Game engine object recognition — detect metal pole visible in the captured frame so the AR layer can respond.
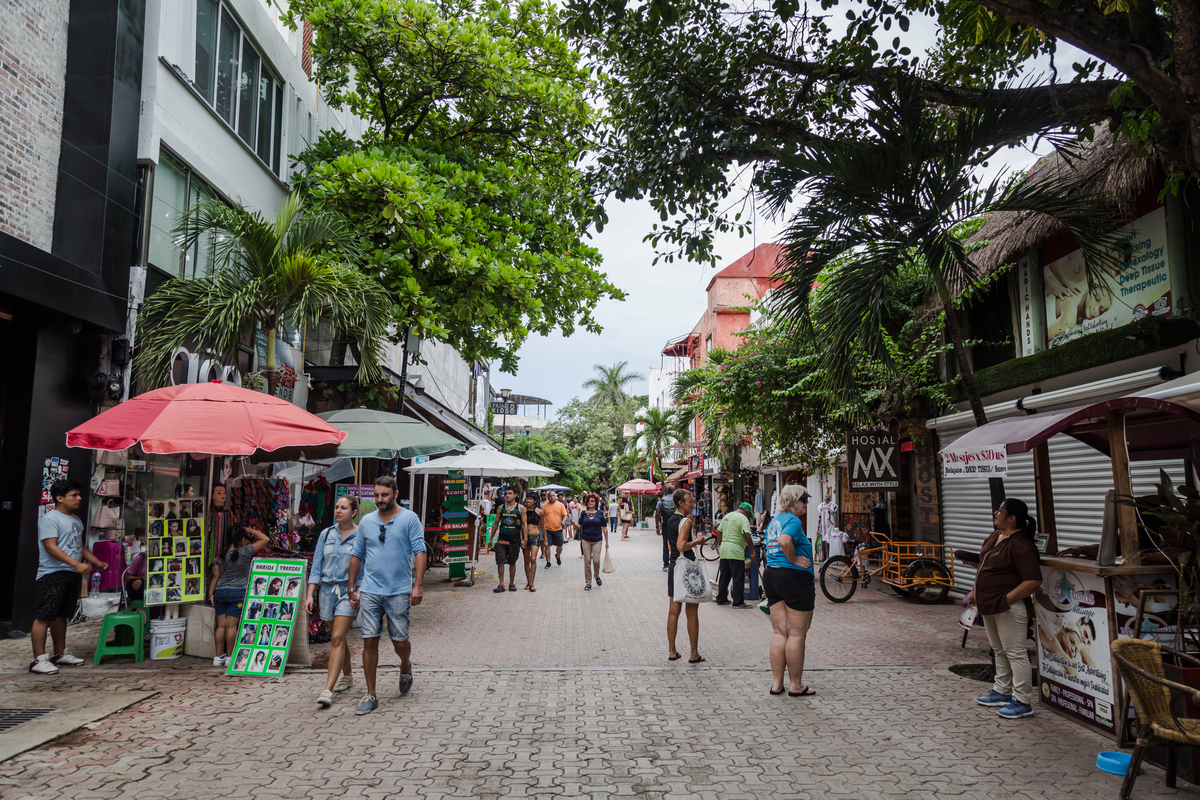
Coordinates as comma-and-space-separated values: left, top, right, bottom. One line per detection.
397, 323, 411, 414
501, 410, 508, 452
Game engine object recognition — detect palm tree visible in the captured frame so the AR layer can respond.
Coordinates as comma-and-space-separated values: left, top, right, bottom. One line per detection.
611, 448, 650, 483
763, 76, 1118, 506
582, 361, 644, 407
629, 407, 686, 479
135, 193, 391, 393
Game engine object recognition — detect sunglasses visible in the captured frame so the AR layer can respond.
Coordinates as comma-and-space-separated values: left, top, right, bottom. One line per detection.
379, 523, 387, 543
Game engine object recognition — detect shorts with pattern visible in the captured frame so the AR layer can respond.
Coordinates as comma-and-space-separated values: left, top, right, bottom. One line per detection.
494, 541, 520, 566
36, 570, 81, 622
546, 529, 564, 547
524, 535, 544, 550
359, 592, 411, 641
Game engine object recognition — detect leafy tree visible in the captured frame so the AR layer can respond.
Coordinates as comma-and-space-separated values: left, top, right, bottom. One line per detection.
581, 360, 645, 406
288, 0, 622, 373
544, 394, 645, 486
569, 0, 1195, 265
628, 407, 688, 466
135, 194, 390, 391
506, 434, 586, 490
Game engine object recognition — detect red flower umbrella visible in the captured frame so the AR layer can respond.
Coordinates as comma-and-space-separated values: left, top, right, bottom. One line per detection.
66, 381, 346, 458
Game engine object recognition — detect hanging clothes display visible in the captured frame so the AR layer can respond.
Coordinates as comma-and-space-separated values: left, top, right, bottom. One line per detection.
229, 476, 293, 550
298, 475, 332, 530
816, 499, 838, 541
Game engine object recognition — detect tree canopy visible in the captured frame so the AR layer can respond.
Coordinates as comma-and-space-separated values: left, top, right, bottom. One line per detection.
581, 360, 645, 406
569, 0, 1198, 264
288, 0, 622, 372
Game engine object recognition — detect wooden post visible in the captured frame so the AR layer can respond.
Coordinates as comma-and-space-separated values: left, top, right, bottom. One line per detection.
1107, 411, 1140, 564
1033, 442, 1057, 554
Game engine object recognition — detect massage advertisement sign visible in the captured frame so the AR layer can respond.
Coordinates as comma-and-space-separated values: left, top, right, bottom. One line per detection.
938, 446, 1008, 479
1044, 206, 1172, 348
1034, 568, 1115, 734
145, 498, 206, 606
228, 558, 306, 678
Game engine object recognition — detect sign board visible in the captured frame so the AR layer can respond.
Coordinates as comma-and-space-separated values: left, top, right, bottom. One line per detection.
442, 469, 468, 579
938, 446, 1008, 479
227, 558, 308, 677
846, 430, 899, 491
335, 484, 377, 522
145, 498, 206, 606
442, 532, 469, 542
1034, 568, 1114, 734
1045, 206, 1172, 348
1017, 253, 1046, 356
490, 401, 518, 415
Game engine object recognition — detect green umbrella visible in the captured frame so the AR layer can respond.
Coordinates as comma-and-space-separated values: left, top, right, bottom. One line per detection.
316, 408, 466, 459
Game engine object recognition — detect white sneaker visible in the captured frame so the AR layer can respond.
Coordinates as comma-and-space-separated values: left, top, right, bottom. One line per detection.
50, 650, 85, 667
29, 654, 59, 675
213, 655, 227, 667
333, 675, 353, 693
317, 689, 334, 708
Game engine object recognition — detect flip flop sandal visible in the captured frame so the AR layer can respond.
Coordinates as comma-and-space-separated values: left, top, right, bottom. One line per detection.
788, 687, 816, 697
770, 688, 785, 696
668, 654, 682, 661
688, 656, 706, 664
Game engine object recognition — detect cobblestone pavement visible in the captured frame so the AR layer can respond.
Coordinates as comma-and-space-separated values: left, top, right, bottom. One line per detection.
0, 529, 1196, 799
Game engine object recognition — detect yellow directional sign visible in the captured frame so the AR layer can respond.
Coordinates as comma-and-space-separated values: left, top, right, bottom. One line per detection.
441, 532, 470, 542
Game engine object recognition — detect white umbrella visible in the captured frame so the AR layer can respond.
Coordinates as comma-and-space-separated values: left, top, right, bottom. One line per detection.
403, 443, 556, 478
405, 444, 554, 588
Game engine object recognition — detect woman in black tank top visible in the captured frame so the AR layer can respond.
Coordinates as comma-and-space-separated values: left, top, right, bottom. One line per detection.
666, 489, 708, 664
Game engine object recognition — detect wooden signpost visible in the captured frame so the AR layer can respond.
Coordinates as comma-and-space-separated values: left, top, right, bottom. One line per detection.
443, 469, 468, 579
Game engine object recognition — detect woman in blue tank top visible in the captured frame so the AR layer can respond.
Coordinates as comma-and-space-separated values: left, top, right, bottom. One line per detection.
762, 485, 816, 697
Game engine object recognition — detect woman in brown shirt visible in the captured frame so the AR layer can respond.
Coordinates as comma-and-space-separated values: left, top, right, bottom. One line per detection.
965, 498, 1042, 719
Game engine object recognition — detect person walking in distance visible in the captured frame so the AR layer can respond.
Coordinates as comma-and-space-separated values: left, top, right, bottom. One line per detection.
763, 486, 816, 697
655, 485, 676, 573
540, 490, 568, 568
521, 492, 545, 591
665, 489, 711, 664
30, 480, 108, 674
578, 494, 609, 590
305, 495, 361, 707
608, 496, 620, 539
490, 487, 524, 593
715, 502, 756, 608
618, 494, 634, 540
347, 476, 427, 716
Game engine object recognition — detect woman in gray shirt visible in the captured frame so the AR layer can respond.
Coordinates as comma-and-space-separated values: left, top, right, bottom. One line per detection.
208, 526, 269, 668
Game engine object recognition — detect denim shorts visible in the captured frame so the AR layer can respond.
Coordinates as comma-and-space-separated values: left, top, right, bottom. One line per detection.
212, 586, 244, 618
546, 529, 564, 547
318, 583, 357, 622
359, 592, 411, 641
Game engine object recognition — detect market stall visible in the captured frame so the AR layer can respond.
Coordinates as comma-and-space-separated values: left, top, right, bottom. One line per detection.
940, 396, 1200, 738
66, 381, 347, 670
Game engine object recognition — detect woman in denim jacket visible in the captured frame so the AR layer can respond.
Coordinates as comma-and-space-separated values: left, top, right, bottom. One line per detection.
305, 495, 360, 708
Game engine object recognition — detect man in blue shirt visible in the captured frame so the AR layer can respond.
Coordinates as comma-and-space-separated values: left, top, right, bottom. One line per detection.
348, 475, 426, 715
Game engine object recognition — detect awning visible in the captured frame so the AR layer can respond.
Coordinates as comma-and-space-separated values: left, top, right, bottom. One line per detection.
403, 390, 500, 450
939, 396, 1200, 463
664, 466, 688, 483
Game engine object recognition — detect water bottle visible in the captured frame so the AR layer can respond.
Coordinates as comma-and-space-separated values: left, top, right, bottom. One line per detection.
90, 570, 102, 595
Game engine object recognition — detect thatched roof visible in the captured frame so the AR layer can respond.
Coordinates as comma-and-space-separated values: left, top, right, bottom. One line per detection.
970, 129, 1157, 276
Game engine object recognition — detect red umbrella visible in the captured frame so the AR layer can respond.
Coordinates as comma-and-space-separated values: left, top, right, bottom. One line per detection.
66, 381, 346, 457
616, 478, 661, 495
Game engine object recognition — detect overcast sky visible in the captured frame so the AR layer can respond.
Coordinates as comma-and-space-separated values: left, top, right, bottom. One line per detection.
497, 12, 1090, 418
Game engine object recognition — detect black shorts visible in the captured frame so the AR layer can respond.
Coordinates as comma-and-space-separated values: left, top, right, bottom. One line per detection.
763, 566, 815, 612
36, 570, 81, 622
494, 541, 520, 566
546, 529, 564, 547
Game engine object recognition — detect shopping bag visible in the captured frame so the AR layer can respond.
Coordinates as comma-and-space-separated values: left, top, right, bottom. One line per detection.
672, 558, 712, 604
759, 596, 771, 616
602, 548, 615, 574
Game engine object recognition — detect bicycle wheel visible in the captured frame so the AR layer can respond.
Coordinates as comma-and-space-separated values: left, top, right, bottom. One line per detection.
699, 535, 720, 562
820, 556, 859, 603
905, 559, 951, 604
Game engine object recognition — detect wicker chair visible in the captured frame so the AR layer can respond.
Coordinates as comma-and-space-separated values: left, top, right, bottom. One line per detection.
1110, 638, 1200, 799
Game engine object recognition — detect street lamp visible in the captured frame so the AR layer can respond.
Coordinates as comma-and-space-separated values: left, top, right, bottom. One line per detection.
500, 388, 512, 452
524, 424, 532, 437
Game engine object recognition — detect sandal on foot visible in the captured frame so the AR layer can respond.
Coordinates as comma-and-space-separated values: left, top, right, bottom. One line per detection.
688, 656, 706, 664
770, 688, 785, 696
788, 687, 816, 697
668, 654, 682, 661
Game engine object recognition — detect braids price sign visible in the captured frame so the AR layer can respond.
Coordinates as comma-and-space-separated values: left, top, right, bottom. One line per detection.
228, 558, 309, 677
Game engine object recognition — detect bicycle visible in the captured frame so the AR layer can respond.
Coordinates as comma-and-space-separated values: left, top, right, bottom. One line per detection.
818, 531, 953, 605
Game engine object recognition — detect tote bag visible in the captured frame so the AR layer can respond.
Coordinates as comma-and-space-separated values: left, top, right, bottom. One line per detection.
672, 558, 712, 604
602, 548, 615, 574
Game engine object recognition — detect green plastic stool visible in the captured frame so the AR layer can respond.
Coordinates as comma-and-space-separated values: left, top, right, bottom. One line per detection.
94, 611, 145, 664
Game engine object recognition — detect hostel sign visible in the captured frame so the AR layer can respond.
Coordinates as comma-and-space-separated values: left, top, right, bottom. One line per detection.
846, 430, 899, 492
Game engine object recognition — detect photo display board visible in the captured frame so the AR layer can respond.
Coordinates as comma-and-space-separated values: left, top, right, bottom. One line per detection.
145, 498, 207, 606
227, 558, 306, 678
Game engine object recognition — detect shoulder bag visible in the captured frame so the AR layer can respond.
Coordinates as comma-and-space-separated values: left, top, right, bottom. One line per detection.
672, 556, 712, 603
90, 499, 123, 529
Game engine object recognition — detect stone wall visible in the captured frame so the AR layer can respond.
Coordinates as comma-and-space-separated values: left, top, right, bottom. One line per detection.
0, 0, 68, 252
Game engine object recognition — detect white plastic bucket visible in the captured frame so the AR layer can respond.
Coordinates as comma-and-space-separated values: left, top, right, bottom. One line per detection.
149, 618, 186, 660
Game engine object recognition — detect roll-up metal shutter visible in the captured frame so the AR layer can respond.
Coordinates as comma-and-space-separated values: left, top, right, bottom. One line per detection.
938, 433, 1184, 592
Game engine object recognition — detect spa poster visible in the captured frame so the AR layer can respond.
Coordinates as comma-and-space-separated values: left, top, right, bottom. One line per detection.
145, 498, 206, 606
1034, 568, 1115, 734
228, 558, 306, 678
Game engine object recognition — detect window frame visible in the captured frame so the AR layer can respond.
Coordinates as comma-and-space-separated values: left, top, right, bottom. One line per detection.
192, 1, 285, 178
148, 149, 225, 280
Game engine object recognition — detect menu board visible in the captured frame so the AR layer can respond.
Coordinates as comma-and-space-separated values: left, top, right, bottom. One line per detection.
227, 558, 306, 678
145, 497, 207, 606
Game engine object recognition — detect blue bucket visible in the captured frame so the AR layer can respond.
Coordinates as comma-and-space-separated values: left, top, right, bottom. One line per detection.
1097, 751, 1142, 776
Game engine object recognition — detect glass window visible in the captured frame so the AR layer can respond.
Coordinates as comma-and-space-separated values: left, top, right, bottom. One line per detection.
215, 12, 239, 125
237, 37, 260, 145
184, 180, 219, 279
271, 83, 283, 174
148, 155, 189, 275
195, 0, 219, 103
256, 71, 273, 163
